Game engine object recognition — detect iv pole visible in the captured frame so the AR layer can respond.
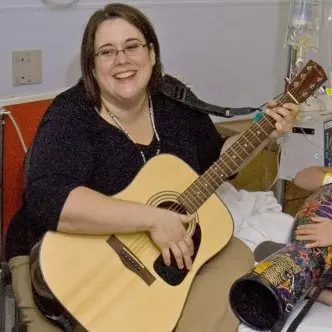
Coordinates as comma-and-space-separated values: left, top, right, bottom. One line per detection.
275, 0, 323, 206
275, 45, 298, 205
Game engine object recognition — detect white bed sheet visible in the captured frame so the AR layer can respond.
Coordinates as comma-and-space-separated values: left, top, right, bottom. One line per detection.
216, 182, 332, 332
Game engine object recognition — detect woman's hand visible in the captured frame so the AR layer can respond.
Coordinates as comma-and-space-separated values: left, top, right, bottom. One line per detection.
295, 216, 332, 248
149, 208, 195, 270
265, 101, 299, 139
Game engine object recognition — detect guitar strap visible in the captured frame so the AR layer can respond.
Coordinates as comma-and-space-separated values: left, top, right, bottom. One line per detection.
161, 74, 261, 118
272, 268, 332, 332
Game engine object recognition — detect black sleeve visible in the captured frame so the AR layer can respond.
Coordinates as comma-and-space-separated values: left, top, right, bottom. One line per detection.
192, 112, 226, 174
24, 110, 94, 232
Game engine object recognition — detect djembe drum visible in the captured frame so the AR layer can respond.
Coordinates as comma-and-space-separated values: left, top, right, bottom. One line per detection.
229, 183, 332, 330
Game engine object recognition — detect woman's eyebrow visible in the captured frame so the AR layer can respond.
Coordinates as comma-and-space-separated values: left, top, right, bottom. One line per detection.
97, 38, 142, 50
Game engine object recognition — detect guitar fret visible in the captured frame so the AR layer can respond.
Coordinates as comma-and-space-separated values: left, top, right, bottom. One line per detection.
260, 117, 275, 133
228, 146, 244, 165
191, 182, 210, 201
220, 158, 234, 173
224, 152, 239, 168
252, 125, 266, 142
234, 140, 251, 159
186, 187, 205, 207
212, 163, 228, 179
204, 170, 220, 188
255, 121, 269, 136
247, 128, 264, 145
215, 160, 232, 178
195, 178, 213, 196
241, 135, 256, 150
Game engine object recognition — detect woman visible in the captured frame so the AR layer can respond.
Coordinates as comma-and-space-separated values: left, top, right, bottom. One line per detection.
5, 3, 298, 331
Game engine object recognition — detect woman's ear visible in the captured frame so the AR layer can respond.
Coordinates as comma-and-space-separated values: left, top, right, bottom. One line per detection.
149, 43, 156, 67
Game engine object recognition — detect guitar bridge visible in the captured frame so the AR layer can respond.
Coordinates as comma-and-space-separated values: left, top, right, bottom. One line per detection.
107, 235, 156, 286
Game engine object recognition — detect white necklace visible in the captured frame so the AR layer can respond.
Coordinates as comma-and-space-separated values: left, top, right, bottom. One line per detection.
102, 94, 161, 164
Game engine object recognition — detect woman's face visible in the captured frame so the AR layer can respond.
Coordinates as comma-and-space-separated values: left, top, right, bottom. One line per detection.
93, 18, 156, 104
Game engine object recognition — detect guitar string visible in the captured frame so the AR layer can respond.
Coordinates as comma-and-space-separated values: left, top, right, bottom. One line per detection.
133, 108, 286, 256
132, 114, 278, 256
130, 72, 318, 255
129, 69, 322, 255
130, 234, 149, 253
165, 93, 291, 212
169, 71, 319, 214
130, 97, 286, 256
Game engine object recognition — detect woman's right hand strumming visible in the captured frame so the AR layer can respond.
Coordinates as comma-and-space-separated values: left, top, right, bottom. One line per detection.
149, 209, 195, 270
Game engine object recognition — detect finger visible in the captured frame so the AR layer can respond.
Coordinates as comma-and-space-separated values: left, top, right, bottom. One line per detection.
170, 243, 184, 269
295, 227, 316, 234
266, 108, 285, 123
271, 107, 296, 123
311, 216, 330, 223
161, 247, 171, 267
272, 106, 292, 119
269, 129, 279, 139
274, 121, 290, 135
297, 224, 316, 230
184, 235, 194, 256
178, 240, 193, 270
295, 230, 315, 237
305, 241, 321, 249
296, 234, 316, 241
282, 103, 299, 114
180, 214, 195, 224
267, 100, 278, 108
266, 106, 295, 130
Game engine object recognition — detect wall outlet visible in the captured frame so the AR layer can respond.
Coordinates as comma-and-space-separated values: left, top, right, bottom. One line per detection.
12, 49, 42, 86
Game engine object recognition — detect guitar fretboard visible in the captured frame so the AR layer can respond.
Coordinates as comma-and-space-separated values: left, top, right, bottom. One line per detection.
178, 95, 293, 214
176, 58, 327, 214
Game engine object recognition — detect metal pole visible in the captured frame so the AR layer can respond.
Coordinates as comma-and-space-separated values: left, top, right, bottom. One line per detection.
0, 114, 5, 332
274, 46, 298, 207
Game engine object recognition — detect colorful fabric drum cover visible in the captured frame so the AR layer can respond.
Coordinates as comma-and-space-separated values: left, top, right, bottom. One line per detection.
229, 184, 332, 330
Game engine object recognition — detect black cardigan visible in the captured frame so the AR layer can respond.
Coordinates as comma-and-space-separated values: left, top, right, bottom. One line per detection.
5, 81, 224, 260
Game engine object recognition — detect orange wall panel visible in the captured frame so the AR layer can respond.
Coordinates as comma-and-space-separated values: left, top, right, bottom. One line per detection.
3, 100, 51, 233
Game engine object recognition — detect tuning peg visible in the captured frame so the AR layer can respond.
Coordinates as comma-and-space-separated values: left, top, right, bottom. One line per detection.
305, 100, 311, 106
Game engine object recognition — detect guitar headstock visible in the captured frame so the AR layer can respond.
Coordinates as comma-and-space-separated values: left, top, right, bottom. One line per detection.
286, 60, 327, 104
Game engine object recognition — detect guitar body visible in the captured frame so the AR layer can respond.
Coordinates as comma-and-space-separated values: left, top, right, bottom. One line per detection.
39, 154, 234, 332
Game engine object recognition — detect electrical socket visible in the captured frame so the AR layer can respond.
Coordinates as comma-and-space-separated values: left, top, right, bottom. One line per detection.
12, 49, 42, 86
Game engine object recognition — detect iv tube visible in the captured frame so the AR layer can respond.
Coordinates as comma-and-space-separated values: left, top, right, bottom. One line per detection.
285, 0, 323, 50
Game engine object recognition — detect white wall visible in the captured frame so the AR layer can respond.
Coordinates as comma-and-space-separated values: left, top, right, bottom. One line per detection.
0, 0, 331, 109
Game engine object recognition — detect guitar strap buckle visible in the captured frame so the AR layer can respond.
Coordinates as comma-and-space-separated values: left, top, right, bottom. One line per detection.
161, 74, 260, 118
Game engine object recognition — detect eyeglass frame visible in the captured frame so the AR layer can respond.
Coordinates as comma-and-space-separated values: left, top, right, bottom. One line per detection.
94, 43, 149, 60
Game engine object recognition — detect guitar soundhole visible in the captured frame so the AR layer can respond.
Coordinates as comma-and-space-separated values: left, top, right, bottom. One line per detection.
153, 201, 201, 286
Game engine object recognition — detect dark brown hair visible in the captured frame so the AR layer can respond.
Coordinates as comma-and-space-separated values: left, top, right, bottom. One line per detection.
80, 3, 163, 108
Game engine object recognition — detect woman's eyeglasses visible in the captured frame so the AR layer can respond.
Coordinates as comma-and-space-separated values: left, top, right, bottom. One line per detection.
95, 43, 148, 61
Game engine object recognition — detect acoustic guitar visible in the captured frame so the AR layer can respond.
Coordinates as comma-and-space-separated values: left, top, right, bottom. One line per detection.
33, 60, 327, 332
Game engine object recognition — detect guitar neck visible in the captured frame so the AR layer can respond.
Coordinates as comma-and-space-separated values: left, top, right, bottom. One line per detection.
178, 94, 293, 213
177, 59, 328, 214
